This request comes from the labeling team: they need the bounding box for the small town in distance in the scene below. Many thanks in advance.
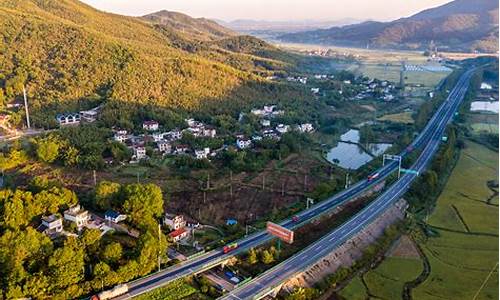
[0,0,498,300]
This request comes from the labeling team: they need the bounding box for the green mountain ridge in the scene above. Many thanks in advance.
[0,0,310,127]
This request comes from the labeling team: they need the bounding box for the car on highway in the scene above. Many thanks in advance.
[292,215,300,222]
[223,242,238,254]
[367,172,380,182]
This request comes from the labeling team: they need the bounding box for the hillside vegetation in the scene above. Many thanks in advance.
[0,0,317,127]
[279,0,499,53]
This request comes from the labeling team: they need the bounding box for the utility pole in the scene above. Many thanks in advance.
[306,198,314,209]
[157,223,162,272]
[281,182,285,196]
[230,170,233,198]
[262,175,265,190]
[345,173,350,189]
[93,170,97,186]
[136,173,140,183]
[304,174,308,192]
[23,86,30,129]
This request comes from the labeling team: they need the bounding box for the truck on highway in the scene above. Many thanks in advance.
[367,172,380,182]
[91,284,128,300]
[223,242,238,254]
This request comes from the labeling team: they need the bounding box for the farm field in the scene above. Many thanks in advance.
[414,141,498,299]
[363,257,422,300]
[377,112,414,124]
[339,236,423,300]
[133,279,202,300]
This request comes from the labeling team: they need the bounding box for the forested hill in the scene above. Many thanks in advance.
[142,10,236,41]
[278,0,499,53]
[0,0,310,127]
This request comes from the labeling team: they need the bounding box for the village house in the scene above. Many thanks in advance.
[175,144,189,154]
[195,148,210,160]
[311,88,320,94]
[169,227,189,242]
[236,138,252,149]
[39,214,63,235]
[56,113,81,126]
[157,140,172,154]
[169,129,183,140]
[276,124,290,134]
[133,146,147,160]
[105,210,127,223]
[164,214,187,230]
[80,109,98,123]
[113,132,128,143]
[298,123,314,133]
[260,119,271,127]
[143,120,159,131]
[202,127,217,138]
[251,105,284,118]
[64,205,89,229]
[152,132,166,142]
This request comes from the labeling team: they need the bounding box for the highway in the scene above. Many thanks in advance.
[221,68,474,300]
[112,69,472,300]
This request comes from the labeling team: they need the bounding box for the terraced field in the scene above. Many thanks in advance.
[414,141,498,300]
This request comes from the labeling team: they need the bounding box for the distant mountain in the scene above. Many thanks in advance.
[278,0,499,53]
[142,10,236,41]
[217,18,364,33]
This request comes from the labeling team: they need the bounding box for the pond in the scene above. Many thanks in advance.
[326,129,392,170]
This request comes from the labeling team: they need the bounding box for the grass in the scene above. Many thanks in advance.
[133,279,199,300]
[356,63,450,88]
[338,276,368,300]
[413,141,499,299]
[377,112,415,124]
[471,123,499,134]
[363,257,423,300]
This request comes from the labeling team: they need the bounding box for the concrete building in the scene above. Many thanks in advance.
[40,214,63,235]
[195,148,210,160]
[143,120,159,131]
[236,138,252,149]
[56,113,81,126]
[157,141,172,154]
[64,205,89,229]
[164,214,187,230]
[169,227,189,242]
[133,146,146,160]
[276,124,290,134]
[105,210,127,223]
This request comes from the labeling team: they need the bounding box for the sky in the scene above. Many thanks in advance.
[81,0,453,22]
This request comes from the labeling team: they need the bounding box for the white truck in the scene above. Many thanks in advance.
[91,284,128,300]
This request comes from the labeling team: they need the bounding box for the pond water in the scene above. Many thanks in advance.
[326,129,392,170]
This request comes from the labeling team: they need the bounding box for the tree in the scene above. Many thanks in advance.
[80,229,101,257]
[23,273,50,300]
[61,145,79,167]
[93,262,111,289]
[260,249,274,265]
[35,136,63,163]
[102,242,123,264]
[48,238,84,290]
[95,181,121,210]
[247,248,258,265]
[122,183,163,229]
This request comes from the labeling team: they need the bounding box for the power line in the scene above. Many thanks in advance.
[472,262,498,300]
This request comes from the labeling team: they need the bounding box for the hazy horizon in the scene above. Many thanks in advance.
[81,0,453,22]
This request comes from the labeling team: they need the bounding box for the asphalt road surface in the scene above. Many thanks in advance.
[111,69,473,300]
[221,69,474,300]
